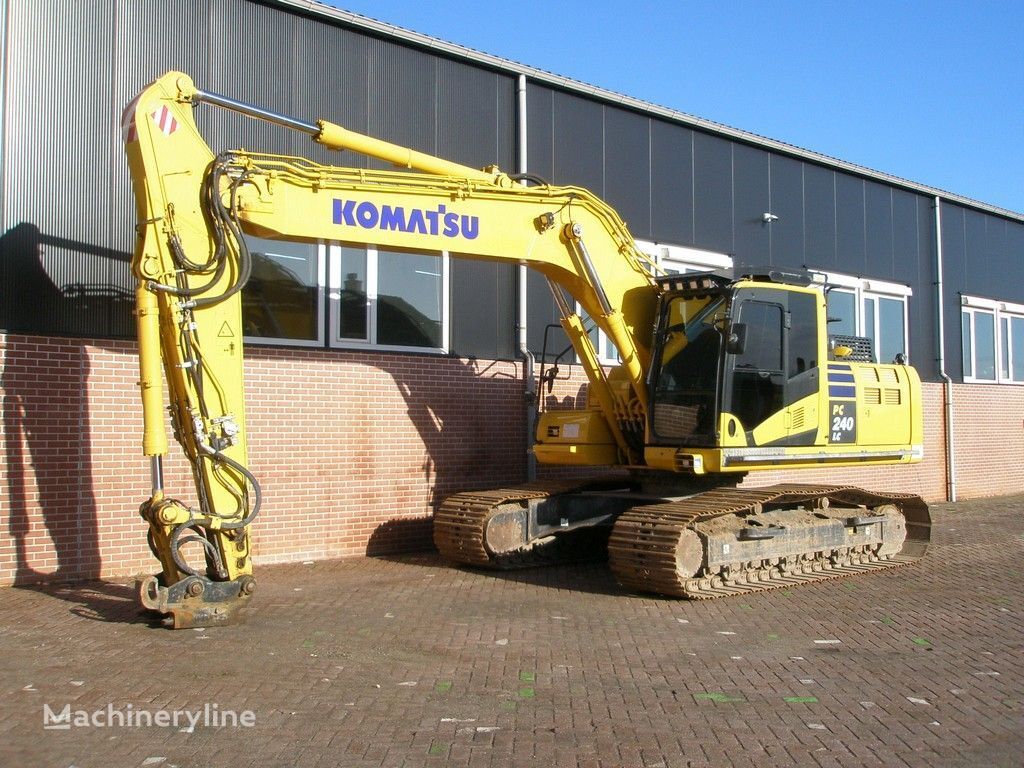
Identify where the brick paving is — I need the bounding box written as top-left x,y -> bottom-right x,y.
0,495 -> 1021,768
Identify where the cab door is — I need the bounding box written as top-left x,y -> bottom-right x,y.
724,287 -> 820,446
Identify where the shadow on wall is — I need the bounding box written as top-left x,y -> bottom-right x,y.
1,224 -> 104,587
362,355 -> 528,555
0,222 -> 134,337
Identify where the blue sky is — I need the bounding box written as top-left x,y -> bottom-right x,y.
327,0 -> 1023,214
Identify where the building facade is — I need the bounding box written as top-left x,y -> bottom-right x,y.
1,0 -> 1022,585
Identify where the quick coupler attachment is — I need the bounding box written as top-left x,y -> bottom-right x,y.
138,573 -> 256,629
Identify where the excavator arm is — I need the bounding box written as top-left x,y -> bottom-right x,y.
123,71 -> 659,627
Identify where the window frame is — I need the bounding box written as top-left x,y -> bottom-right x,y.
822,271 -> 911,364
242,239 -> 327,348
327,244 -> 451,354
961,294 -> 1024,385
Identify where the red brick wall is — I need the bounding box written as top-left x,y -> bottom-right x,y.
948,383 -> 1024,499
0,334 -> 527,586
1,333 -> 1020,586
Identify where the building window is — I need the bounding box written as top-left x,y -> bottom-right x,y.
822,272 -> 911,363
582,241 -> 733,365
328,245 -> 449,352
961,295 -> 1024,384
243,239 -> 449,353
242,236 -> 325,347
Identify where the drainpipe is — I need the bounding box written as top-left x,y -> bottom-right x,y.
517,74 -> 537,480
934,196 -> 957,501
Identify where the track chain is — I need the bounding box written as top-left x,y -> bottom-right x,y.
433,477 -> 624,569
607,483 -> 930,599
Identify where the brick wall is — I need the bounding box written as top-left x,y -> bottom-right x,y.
948,383 -> 1024,499
0,334 -> 527,586
1,333 -> 1019,586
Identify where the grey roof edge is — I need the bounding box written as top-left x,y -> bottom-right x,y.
273,0 -> 1023,223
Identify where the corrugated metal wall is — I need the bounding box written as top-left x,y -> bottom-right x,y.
1,0 -> 121,337
522,82 -> 1024,381
940,201 -> 1024,380
1,1 -> 1021,376
0,0 -> 517,359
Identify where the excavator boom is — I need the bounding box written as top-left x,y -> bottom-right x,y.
123,72 -> 929,627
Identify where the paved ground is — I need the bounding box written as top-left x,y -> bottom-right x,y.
1,495 -> 1022,768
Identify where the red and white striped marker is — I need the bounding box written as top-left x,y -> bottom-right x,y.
150,105 -> 179,137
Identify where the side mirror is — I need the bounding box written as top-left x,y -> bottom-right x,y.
727,323 -> 747,355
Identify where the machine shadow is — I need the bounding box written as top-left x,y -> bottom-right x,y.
1,223 -> 151,624
364,354 -> 526,541
372,547 -> 634,598
14,580 -> 161,626
363,354 -> 634,595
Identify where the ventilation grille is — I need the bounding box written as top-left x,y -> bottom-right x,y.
791,407 -> 805,431
864,387 -> 901,406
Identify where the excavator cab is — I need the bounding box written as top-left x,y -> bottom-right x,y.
649,269 -> 824,451
641,267 -> 922,476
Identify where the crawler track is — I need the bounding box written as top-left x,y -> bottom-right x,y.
607,483 -> 931,599
434,481 -> 930,599
433,478 -> 623,568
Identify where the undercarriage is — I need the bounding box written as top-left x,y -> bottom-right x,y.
433,478 -> 931,599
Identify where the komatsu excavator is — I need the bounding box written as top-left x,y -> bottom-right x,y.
123,72 -> 930,628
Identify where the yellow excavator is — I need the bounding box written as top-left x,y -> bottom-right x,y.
123,72 -> 930,628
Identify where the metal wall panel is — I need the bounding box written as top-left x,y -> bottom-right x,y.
603,107 -> 651,239
109,0 -> 212,337
835,174 -> 866,276
207,0 -> 296,156
437,59 -> 514,170
768,155 -> 804,267
291,20 -> 368,167
802,163 -> 836,270
963,208 -> 990,298
649,119 -> 694,246
1006,221 -> 1024,301
985,216 -> 1009,293
909,194 -> 937,379
0,0 -> 8,241
367,37 -> 436,166
732,143 -> 770,265
1,0 -> 115,336
439,61 -> 517,359
864,181 -> 894,279
891,189 -> 921,286
525,84 -> 553,180
552,89 -> 604,193
692,132 -> 733,254
939,201 -> 966,380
